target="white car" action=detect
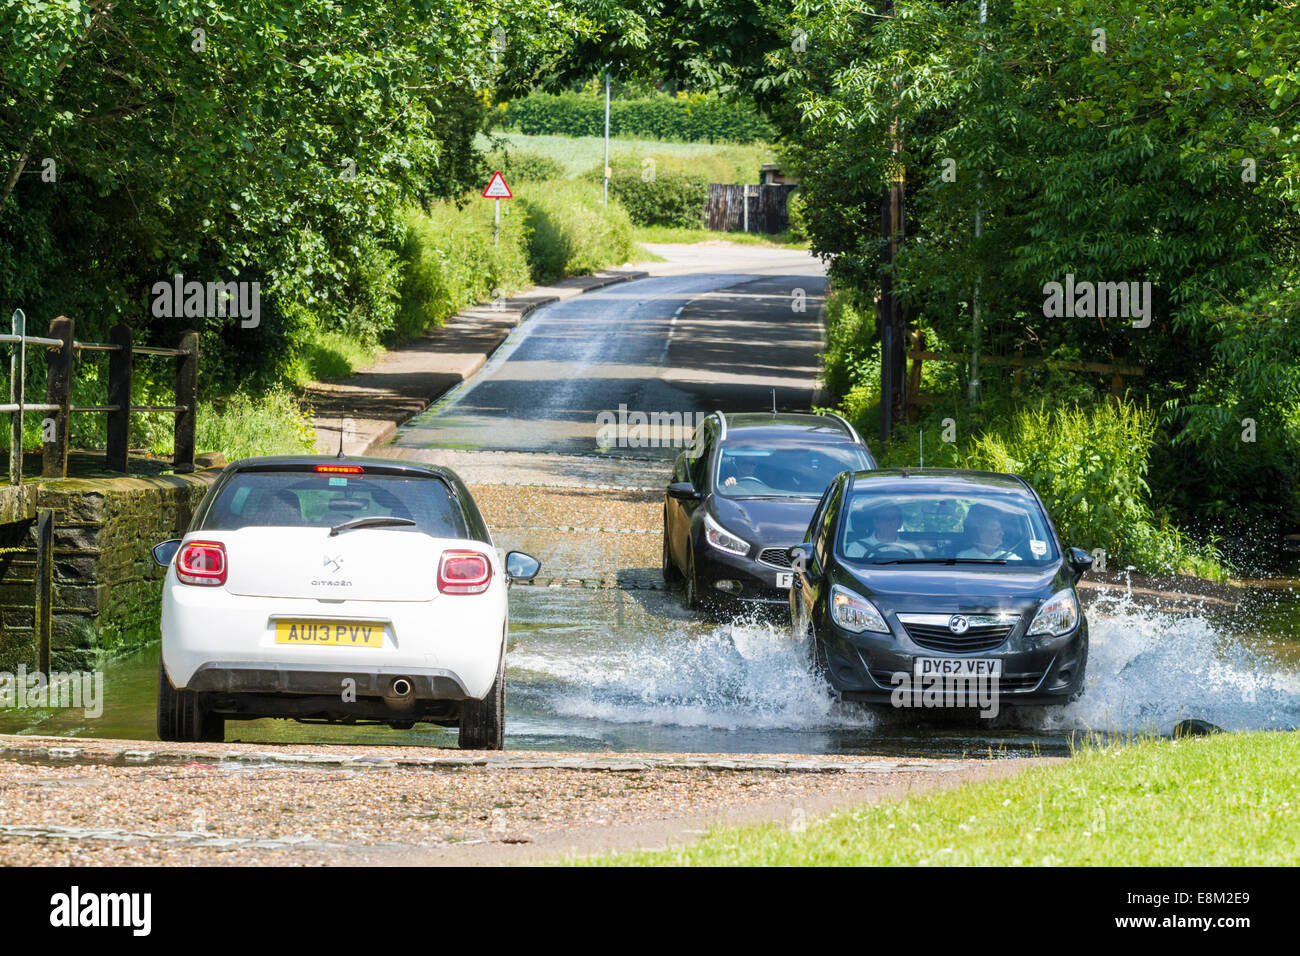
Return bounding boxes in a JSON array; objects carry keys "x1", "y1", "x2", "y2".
[{"x1": 151, "y1": 456, "x2": 539, "y2": 749}]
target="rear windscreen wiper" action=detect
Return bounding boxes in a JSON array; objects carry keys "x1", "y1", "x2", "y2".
[
  {"x1": 329, "y1": 516, "x2": 417, "y2": 537},
  {"x1": 871, "y1": 557, "x2": 1007, "y2": 565}
]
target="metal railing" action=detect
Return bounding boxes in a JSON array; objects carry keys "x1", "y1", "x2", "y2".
[{"x1": 3, "y1": 309, "x2": 198, "y2": 486}]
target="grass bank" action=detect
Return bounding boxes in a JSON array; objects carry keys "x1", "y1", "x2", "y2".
[
  {"x1": 633, "y1": 225, "x2": 807, "y2": 249},
  {"x1": 589, "y1": 731, "x2": 1300, "y2": 866}
]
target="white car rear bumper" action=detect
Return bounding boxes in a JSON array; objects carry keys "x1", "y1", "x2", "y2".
[{"x1": 160, "y1": 575, "x2": 505, "y2": 701}]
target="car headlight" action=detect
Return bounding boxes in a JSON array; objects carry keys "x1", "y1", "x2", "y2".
[
  {"x1": 1026, "y1": 588, "x2": 1080, "y2": 638},
  {"x1": 704, "y1": 513, "x2": 749, "y2": 556},
  {"x1": 831, "y1": 584, "x2": 890, "y2": 634}
]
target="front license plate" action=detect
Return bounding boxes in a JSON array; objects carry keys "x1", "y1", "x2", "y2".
[
  {"x1": 775, "y1": 572, "x2": 793, "y2": 588},
  {"x1": 275, "y1": 621, "x2": 384, "y2": 648},
  {"x1": 914, "y1": 657, "x2": 1002, "y2": 678}
]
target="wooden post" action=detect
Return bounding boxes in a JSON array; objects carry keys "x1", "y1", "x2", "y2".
[
  {"x1": 174, "y1": 330, "x2": 198, "y2": 473},
  {"x1": 34, "y1": 507, "x2": 53, "y2": 673},
  {"x1": 906, "y1": 329, "x2": 925, "y2": 423},
  {"x1": 8, "y1": 309, "x2": 25, "y2": 486},
  {"x1": 42, "y1": 316, "x2": 73, "y2": 478},
  {"x1": 106, "y1": 324, "x2": 132, "y2": 473}
]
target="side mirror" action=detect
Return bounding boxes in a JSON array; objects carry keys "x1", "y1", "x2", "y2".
[
  {"x1": 1067, "y1": 547, "x2": 1094, "y2": 578},
  {"x1": 667, "y1": 481, "x2": 700, "y2": 501},
  {"x1": 505, "y1": 551, "x2": 541, "y2": 584},
  {"x1": 152, "y1": 539, "x2": 182, "y2": 568}
]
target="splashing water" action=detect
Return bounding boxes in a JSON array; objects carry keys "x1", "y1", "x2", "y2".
[
  {"x1": 510, "y1": 591, "x2": 1300, "y2": 741},
  {"x1": 510, "y1": 612, "x2": 876, "y2": 732},
  {"x1": 1036, "y1": 592, "x2": 1300, "y2": 735}
]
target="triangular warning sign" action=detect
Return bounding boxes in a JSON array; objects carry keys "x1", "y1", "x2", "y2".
[{"x1": 482, "y1": 171, "x2": 512, "y2": 199}]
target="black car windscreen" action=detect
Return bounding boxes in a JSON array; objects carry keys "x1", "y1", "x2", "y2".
[
  {"x1": 201, "y1": 471, "x2": 469, "y2": 538},
  {"x1": 840, "y1": 491, "x2": 1060, "y2": 565},
  {"x1": 715, "y1": 443, "x2": 872, "y2": 498}
]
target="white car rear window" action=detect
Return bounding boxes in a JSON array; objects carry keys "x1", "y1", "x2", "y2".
[{"x1": 203, "y1": 472, "x2": 468, "y2": 537}]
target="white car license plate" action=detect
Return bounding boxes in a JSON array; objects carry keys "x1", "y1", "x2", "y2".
[
  {"x1": 775, "y1": 572, "x2": 793, "y2": 588},
  {"x1": 914, "y1": 658, "x2": 1002, "y2": 678}
]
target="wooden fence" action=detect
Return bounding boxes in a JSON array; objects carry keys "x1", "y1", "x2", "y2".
[
  {"x1": 705, "y1": 184, "x2": 797, "y2": 234},
  {"x1": 2, "y1": 310, "x2": 198, "y2": 486},
  {"x1": 905, "y1": 329, "x2": 1144, "y2": 420}
]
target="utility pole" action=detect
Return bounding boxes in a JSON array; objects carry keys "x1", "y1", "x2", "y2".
[
  {"x1": 603, "y1": 67, "x2": 611, "y2": 207},
  {"x1": 968, "y1": 0, "x2": 987, "y2": 406},
  {"x1": 878, "y1": 0, "x2": 908, "y2": 443}
]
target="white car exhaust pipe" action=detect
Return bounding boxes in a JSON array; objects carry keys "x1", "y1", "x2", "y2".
[{"x1": 384, "y1": 677, "x2": 415, "y2": 709}]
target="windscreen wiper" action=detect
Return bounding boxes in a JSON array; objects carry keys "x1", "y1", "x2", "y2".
[
  {"x1": 871, "y1": 557, "x2": 1008, "y2": 565},
  {"x1": 329, "y1": 516, "x2": 417, "y2": 537}
]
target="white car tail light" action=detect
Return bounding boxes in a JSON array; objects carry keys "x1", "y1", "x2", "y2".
[
  {"x1": 438, "y1": 550, "x2": 491, "y2": 594},
  {"x1": 177, "y1": 541, "x2": 228, "y2": 586}
]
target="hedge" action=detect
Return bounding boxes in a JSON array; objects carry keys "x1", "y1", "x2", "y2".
[{"x1": 498, "y1": 92, "x2": 774, "y2": 143}]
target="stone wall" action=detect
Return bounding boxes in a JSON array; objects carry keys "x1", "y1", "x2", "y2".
[{"x1": 0, "y1": 470, "x2": 220, "y2": 670}]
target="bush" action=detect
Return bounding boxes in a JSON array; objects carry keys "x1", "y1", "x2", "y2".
[
  {"x1": 786, "y1": 189, "x2": 807, "y2": 242},
  {"x1": 966, "y1": 401, "x2": 1224, "y2": 577},
  {"x1": 194, "y1": 389, "x2": 317, "y2": 460},
  {"x1": 483, "y1": 147, "x2": 566, "y2": 183},
  {"x1": 498, "y1": 91, "x2": 774, "y2": 143},
  {"x1": 606, "y1": 168, "x2": 708, "y2": 228},
  {"x1": 820, "y1": 289, "x2": 878, "y2": 402},
  {"x1": 519, "y1": 179, "x2": 637, "y2": 281},
  {"x1": 394, "y1": 199, "x2": 532, "y2": 339}
]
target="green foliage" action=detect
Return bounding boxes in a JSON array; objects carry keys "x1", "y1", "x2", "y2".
[
  {"x1": 192, "y1": 389, "x2": 317, "y2": 461},
  {"x1": 785, "y1": 189, "x2": 807, "y2": 242},
  {"x1": 0, "y1": 0, "x2": 581, "y2": 392},
  {"x1": 606, "y1": 168, "x2": 708, "y2": 228},
  {"x1": 519, "y1": 179, "x2": 638, "y2": 281},
  {"x1": 498, "y1": 91, "x2": 774, "y2": 142},
  {"x1": 483, "y1": 148, "x2": 567, "y2": 183},
  {"x1": 964, "y1": 402, "x2": 1223, "y2": 577},
  {"x1": 482, "y1": 132, "x2": 773, "y2": 181},
  {"x1": 395, "y1": 200, "x2": 532, "y2": 340}
]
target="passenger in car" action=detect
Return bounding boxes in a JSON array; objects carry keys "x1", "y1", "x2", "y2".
[{"x1": 958, "y1": 504, "x2": 1023, "y2": 560}]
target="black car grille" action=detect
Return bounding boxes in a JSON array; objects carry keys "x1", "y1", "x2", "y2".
[
  {"x1": 872, "y1": 669, "x2": 1045, "y2": 693},
  {"x1": 757, "y1": 547, "x2": 794, "y2": 570},
  {"x1": 902, "y1": 621, "x2": 1014, "y2": 653}
]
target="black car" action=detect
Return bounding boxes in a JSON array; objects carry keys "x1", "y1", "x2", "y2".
[
  {"x1": 789, "y1": 468, "x2": 1092, "y2": 707},
  {"x1": 663, "y1": 412, "x2": 876, "y2": 609}
]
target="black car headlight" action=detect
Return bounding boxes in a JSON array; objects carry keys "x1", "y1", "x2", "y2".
[
  {"x1": 831, "y1": 584, "x2": 890, "y2": 634},
  {"x1": 704, "y1": 513, "x2": 749, "y2": 556},
  {"x1": 1026, "y1": 588, "x2": 1080, "y2": 638}
]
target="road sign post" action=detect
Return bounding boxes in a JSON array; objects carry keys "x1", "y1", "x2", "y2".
[{"x1": 482, "y1": 171, "x2": 512, "y2": 245}]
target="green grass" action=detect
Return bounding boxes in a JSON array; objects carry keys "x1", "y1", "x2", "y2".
[
  {"x1": 586, "y1": 731, "x2": 1300, "y2": 866},
  {"x1": 289, "y1": 328, "x2": 385, "y2": 384},
  {"x1": 478, "y1": 132, "x2": 775, "y2": 182},
  {"x1": 633, "y1": 225, "x2": 808, "y2": 249}
]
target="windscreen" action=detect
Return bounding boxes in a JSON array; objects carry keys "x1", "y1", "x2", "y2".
[
  {"x1": 715, "y1": 443, "x2": 871, "y2": 498},
  {"x1": 839, "y1": 491, "x2": 1058, "y2": 564},
  {"x1": 201, "y1": 471, "x2": 468, "y2": 538}
]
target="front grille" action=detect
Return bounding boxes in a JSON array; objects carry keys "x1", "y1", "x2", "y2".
[
  {"x1": 872, "y1": 669, "x2": 1045, "y2": 693},
  {"x1": 758, "y1": 547, "x2": 794, "y2": 570},
  {"x1": 901, "y1": 621, "x2": 1014, "y2": 653}
]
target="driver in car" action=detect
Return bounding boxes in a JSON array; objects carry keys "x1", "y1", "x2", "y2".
[
  {"x1": 844, "y1": 502, "x2": 926, "y2": 559},
  {"x1": 958, "y1": 504, "x2": 1023, "y2": 560},
  {"x1": 722, "y1": 456, "x2": 760, "y2": 488}
]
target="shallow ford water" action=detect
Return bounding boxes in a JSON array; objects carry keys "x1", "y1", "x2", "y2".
[{"x1": 2, "y1": 579, "x2": 1297, "y2": 758}]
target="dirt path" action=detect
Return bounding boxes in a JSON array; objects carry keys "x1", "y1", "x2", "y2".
[{"x1": 0, "y1": 735, "x2": 1053, "y2": 866}]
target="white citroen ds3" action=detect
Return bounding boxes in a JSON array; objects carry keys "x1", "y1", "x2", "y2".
[{"x1": 152, "y1": 456, "x2": 539, "y2": 749}]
